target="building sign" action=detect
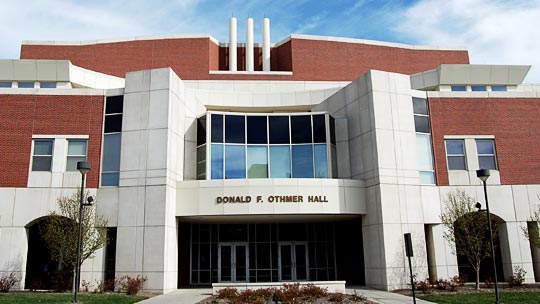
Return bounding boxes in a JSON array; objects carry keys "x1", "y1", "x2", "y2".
[{"x1": 216, "y1": 195, "x2": 328, "y2": 204}]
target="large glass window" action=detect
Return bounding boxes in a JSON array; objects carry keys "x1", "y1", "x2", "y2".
[
  {"x1": 66, "y1": 140, "x2": 88, "y2": 171},
  {"x1": 292, "y1": 145, "x2": 313, "y2": 178},
  {"x1": 476, "y1": 139, "x2": 497, "y2": 170},
  {"x1": 32, "y1": 139, "x2": 53, "y2": 171},
  {"x1": 413, "y1": 97, "x2": 435, "y2": 184},
  {"x1": 269, "y1": 146, "x2": 291, "y2": 178},
  {"x1": 203, "y1": 112, "x2": 336, "y2": 180},
  {"x1": 101, "y1": 95, "x2": 123, "y2": 186},
  {"x1": 225, "y1": 145, "x2": 246, "y2": 179},
  {"x1": 446, "y1": 140, "x2": 466, "y2": 170}
]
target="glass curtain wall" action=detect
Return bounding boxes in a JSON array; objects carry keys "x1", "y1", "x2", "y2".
[{"x1": 196, "y1": 112, "x2": 337, "y2": 180}]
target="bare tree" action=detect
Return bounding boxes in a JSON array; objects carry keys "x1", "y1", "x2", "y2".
[
  {"x1": 41, "y1": 191, "x2": 108, "y2": 274},
  {"x1": 440, "y1": 189, "x2": 498, "y2": 290},
  {"x1": 522, "y1": 203, "x2": 540, "y2": 248}
]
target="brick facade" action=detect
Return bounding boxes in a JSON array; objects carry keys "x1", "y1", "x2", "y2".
[
  {"x1": 429, "y1": 97, "x2": 540, "y2": 185},
  {"x1": 21, "y1": 37, "x2": 469, "y2": 81},
  {"x1": 0, "y1": 94, "x2": 104, "y2": 188}
]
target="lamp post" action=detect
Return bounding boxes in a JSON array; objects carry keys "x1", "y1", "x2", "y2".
[
  {"x1": 476, "y1": 169, "x2": 500, "y2": 304},
  {"x1": 74, "y1": 161, "x2": 90, "y2": 303}
]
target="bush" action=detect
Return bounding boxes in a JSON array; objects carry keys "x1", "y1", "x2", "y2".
[
  {"x1": 0, "y1": 273, "x2": 18, "y2": 292},
  {"x1": 415, "y1": 278, "x2": 431, "y2": 293},
  {"x1": 274, "y1": 283, "x2": 301, "y2": 303},
  {"x1": 435, "y1": 278, "x2": 449, "y2": 290},
  {"x1": 119, "y1": 275, "x2": 147, "y2": 295},
  {"x1": 350, "y1": 291, "x2": 367, "y2": 302},
  {"x1": 301, "y1": 283, "x2": 327, "y2": 299},
  {"x1": 217, "y1": 287, "x2": 239, "y2": 299},
  {"x1": 95, "y1": 278, "x2": 118, "y2": 293},
  {"x1": 508, "y1": 266, "x2": 527, "y2": 287},
  {"x1": 328, "y1": 292, "x2": 345, "y2": 302},
  {"x1": 484, "y1": 276, "x2": 493, "y2": 288}
]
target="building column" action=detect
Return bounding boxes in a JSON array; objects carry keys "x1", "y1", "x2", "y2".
[{"x1": 499, "y1": 221, "x2": 536, "y2": 283}]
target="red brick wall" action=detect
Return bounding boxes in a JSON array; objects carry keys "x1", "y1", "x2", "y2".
[
  {"x1": 0, "y1": 94, "x2": 104, "y2": 188},
  {"x1": 429, "y1": 97, "x2": 540, "y2": 185},
  {"x1": 21, "y1": 37, "x2": 468, "y2": 81}
]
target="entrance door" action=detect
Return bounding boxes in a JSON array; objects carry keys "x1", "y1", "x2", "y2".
[
  {"x1": 218, "y1": 243, "x2": 248, "y2": 282},
  {"x1": 279, "y1": 243, "x2": 308, "y2": 281}
]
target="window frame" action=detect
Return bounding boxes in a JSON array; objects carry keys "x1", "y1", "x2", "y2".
[
  {"x1": 445, "y1": 139, "x2": 467, "y2": 170},
  {"x1": 31, "y1": 139, "x2": 54, "y2": 172},
  {"x1": 66, "y1": 139, "x2": 88, "y2": 171},
  {"x1": 476, "y1": 139, "x2": 498, "y2": 170}
]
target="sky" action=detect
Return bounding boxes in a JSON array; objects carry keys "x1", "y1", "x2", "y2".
[{"x1": 1, "y1": 0, "x2": 539, "y2": 82}]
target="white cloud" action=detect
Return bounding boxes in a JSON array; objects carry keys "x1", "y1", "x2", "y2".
[{"x1": 395, "y1": 0, "x2": 540, "y2": 82}]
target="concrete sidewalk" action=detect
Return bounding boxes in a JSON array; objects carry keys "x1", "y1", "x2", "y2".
[{"x1": 137, "y1": 287, "x2": 434, "y2": 304}]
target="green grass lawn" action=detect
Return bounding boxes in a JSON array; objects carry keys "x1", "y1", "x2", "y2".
[
  {"x1": 420, "y1": 291, "x2": 540, "y2": 304},
  {"x1": 0, "y1": 292, "x2": 147, "y2": 304}
]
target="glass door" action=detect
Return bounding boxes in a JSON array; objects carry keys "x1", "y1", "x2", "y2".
[
  {"x1": 279, "y1": 243, "x2": 308, "y2": 281},
  {"x1": 218, "y1": 243, "x2": 248, "y2": 282}
]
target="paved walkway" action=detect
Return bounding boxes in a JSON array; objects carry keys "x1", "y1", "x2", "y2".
[{"x1": 137, "y1": 287, "x2": 434, "y2": 304}]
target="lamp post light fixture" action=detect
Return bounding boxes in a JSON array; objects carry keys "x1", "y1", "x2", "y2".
[
  {"x1": 476, "y1": 168, "x2": 500, "y2": 304},
  {"x1": 74, "y1": 161, "x2": 90, "y2": 303}
]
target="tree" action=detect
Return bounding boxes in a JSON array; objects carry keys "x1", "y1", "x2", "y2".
[
  {"x1": 41, "y1": 191, "x2": 108, "y2": 276},
  {"x1": 522, "y1": 203, "x2": 540, "y2": 248},
  {"x1": 440, "y1": 189, "x2": 498, "y2": 290}
]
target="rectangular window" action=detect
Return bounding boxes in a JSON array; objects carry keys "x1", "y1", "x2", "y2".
[
  {"x1": 18, "y1": 81, "x2": 34, "y2": 88},
  {"x1": 476, "y1": 139, "x2": 497, "y2": 170},
  {"x1": 445, "y1": 140, "x2": 466, "y2": 170},
  {"x1": 269, "y1": 116, "x2": 290, "y2": 144},
  {"x1": 247, "y1": 146, "x2": 268, "y2": 178},
  {"x1": 211, "y1": 114, "x2": 223, "y2": 143},
  {"x1": 225, "y1": 145, "x2": 246, "y2": 179},
  {"x1": 314, "y1": 144, "x2": 328, "y2": 178},
  {"x1": 491, "y1": 85, "x2": 507, "y2": 92},
  {"x1": 0, "y1": 82, "x2": 12, "y2": 88},
  {"x1": 32, "y1": 139, "x2": 53, "y2": 171},
  {"x1": 471, "y1": 85, "x2": 487, "y2": 91},
  {"x1": 247, "y1": 116, "x2": 267, "y2": 144},
  {"x1": 269, "y1": 146, "x2": 291, "y2": 178},
  {"x1": 102, "y1": 96, "x2": 123, "y2": 186},
  {"x1": 211, "y1": 144, "x2": 224, "y2": 179},
  {"x1": 291, "y1": 115, "x2": 312, "y2": 144},
  {"x1": 66, "y1": 139, "x2": 88, "y2": 171},
  {"x1": 292, "y1": 145, "x2": 314, "y2": 178},
  {"x1": 40, "y1": 82, "x2": 56, "y2": 88},
  {"x1": 451, "y1": 85, "x2": 467, "y2": 91}
]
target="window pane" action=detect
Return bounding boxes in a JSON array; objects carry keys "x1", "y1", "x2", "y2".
[
  {"x1": 331, "y1": 145, "x2": 337, "y2": 178},
  {"x1": 446, "y1": 140, "x2": 464, "y2": 155},
  {"x1": 491, "y1": 85, "x2": 507, "y2": 92},
  {"x1": 413, "y1": 98, "x2": 428, "y2": 115},
  {"x1": 448, "y1": 156, "x2": 466, "y2": 170},
  {"x1": 211, "y1": 114, "x2": 223, "y2": 143},
  {"x1": 291, "y1": 115, "x2": 312, "y2": 143},
  {"x1": 211, "y1": 144, "x2": 223, "y2": 179},
  {"x1": 247, "y1": 116, "x2": 267, "y2": 144},
  {"x1": 414, "y1": 116, "x2": 430, "y2": 133},
  {"x1": 451, "y1": 85, "x2": 466, "y2": 91},
  {"x1": 106, "y1": 96, "x2": 124, "y2": 114},
  {"x1": 417, "y1": 134, "x2": 434, "y2": 171},
  {"x1": 269, "y1": 146, "x2": 291, "y2": 178},
  {"x1": 32, "y1": 156, "x2": 51, "y2": 171},
  {"x1": 479, "y1": 156, "x2": 497, "y2": 170},
  {"x1": 0, "y1": 82, "x2": 12, "y2": 88},
  {"x1": 18, "y1": 82, "x2": 34, "y2": 88},
  {"x1": 330, "y1": 116, "x2": 336, "y2": 145},
  {"x1": 225, "y1": 145, "x2": 246, "y2": 179},
  {"x1": 197, "y1": 117, "x2": 207, "y2": 146},
  {"x1": 40, "y1": 82, "x2": 56, "y2": 88},
  {"x1": 476, "y1": 140, "x2": 494, "y2": 154},
  {"x1": 225, "y1": 115, "x2": 245, "y2": 143},
  {"x1": 419, "y1": 171, "x2": 435, "y2": 184},
  {"x1": 103, "y1": 134, "x2": 121, "y2": 171},
  {"x1": 269, "y1": 116, "x2": 290, "y2": 144},
  {"x1": 104, "y1": 115, "x2": 122, "y2": 133},
  {"x1": 101, "y1": 172, "x2": 120, "y2": 186},
  {"x1": 34, "y1": 140, "x2": 53, "y2": 155},
  {"x1": 67, "y1": 156, "x2": 86, "y2": 171},
  {"x1": 471, "y1": 85, "x2": 486, "y2": 91},
  {"x1": 68, "y1": 140, "x2": 87, "y2": 155},
  {"x1": 292, "y1": 145, "x2": 314, "y2": 178},
  {"x1": 313, "y1": 115, "x2": 326, "y2": 143},
  {"x1": 247, "y1": 146, "x2": 268, "y2": 178},
  {"x1": 314, "y1": 144, "x2": 328, "y2": 178}
]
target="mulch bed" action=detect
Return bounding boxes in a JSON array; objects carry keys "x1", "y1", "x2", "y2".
[{"x1": 394, "y1": 283, "x2": 540, "y2": 296}]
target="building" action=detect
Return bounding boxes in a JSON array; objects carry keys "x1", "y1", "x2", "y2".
[{"x1": 1, "y1": 17, "x2": 539, "y2": 293}]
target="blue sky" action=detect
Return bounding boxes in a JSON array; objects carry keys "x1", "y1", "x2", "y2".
[{"x1": 1, "y1": 0, "x2": 539, "y2": 82}]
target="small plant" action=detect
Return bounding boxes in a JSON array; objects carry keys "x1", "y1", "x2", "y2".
[
  {"x1": 328, "y1": 292, "x2": 345, "y2": 302},
  {"x1": 274, "y1": 283, "x2": 301, "y2": 303},
  {"x1": 217, "y1": 287, "x2": 239, "y2": 299},
  {"x1": 508, "y1": 266, "x2": 527, "y2": 287},
  {"x1": 81, "y1": 280, "x2": 92, "y2": 292},
  {"x1": 0, "y1": 273, "x2": 18, "y2": 292},
  {"x1": 119, "y1": 275, "x2": 147, "y2": 295},
  {"x1": 301, "y1": 283, "x2": 328, "y2": 299},
  {"x1": 415, "y1": 278, "x2": 431, "y2": 293},
  {"x1": 435, "y1": 278, "x2": 449, "y2": 290},
  {"x1": 95, "y1": 277, "x2": 117, "y2": 293},
  {"x1": 484, "y1": 276, "x2": 493, "y2": 288},
  {"x1": 350, "y1": 290, "x2": 367, "y2": 302}
]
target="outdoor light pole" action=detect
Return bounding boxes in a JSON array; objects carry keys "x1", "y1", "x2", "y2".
[
  {"x1": 74, "y1": 161, "x2": 90, "y2": 303},
  {"x1": 476, "y1": 169, "x2": 500, "y2": 304}
]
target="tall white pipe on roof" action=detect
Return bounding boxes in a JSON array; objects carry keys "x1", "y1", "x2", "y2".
[
  {"x1": 262, "y1": 18, "x2": 270, "y2": 71},
  {"x1": 229, "y1": 17, "x2": 237, "y2": 71},
  {"x1": 246, "y1": 17, "x2": 254, "y2": 72}
]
